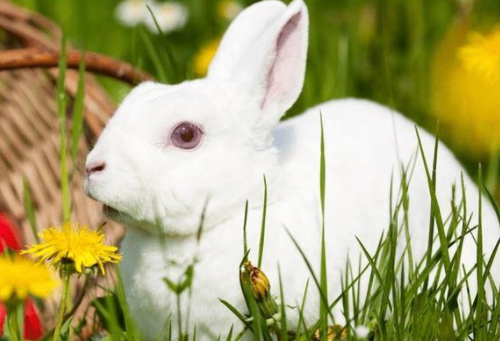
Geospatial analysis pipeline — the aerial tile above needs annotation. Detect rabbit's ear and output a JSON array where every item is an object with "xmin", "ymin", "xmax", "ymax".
[{"xmin": 208, "ymin": 0, "xmax": 308, "ymax": 120}]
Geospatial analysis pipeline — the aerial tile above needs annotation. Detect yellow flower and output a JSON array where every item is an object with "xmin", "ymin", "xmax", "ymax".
[
  {"xmin": 431, "ymin": 21, "xmax": 500, "ymax": 159},
  {"xmin": 21, "ymin": 222, "xmax": 122, "ymax": 275},
  {"xmin": 193, "ymin": 39, "xmax": 220, "ymax": 77},
  {"xmin": 459, "ymin": 27, "xmax": 500, "ymax": 84},
  {"xmin": 0, "ymin": 255, "xmax": 58, "ymax": 301}
]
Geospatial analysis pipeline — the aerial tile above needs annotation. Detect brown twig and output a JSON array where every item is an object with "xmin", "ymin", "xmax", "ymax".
[{"xmin": 0, "ymin": 48, "xmax": 153, "ymax": 85}]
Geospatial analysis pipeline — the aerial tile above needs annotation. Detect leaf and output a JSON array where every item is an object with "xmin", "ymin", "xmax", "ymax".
[
  {"xmin": 58, "ymin": 317, "xmax": 73, "ymax": 341},
  {"xmin": 163, "ymin": 277, "xmax": 181, "ymax": 295}
]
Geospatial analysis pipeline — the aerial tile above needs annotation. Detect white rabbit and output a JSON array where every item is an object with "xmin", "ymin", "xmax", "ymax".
[{"xmin": 84, "ymin": 0, "xmax": 500, "ymax": 339}]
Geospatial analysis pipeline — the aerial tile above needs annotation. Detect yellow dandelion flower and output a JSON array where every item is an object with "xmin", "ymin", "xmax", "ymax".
[
  {"xmin": 0, "ymin": 255, "xmax": 58, "ymax": 301},
  {"xmin": 431, "ymin": 21, "xmax": 500, "ymax": 158},
  {"xmin": 193, "ymin": 39, "xmax": 220, "ymax": 77},
  {"xmin": 21, "ymin": 222, "xmax": 122, "ymax": 275},
  {"xmin": 459, "ymin": 27, "xmax": 500, "ymax": 84}
]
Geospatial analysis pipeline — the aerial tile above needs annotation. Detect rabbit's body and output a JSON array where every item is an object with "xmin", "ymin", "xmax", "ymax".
[
  {"xmin": 120, "ymin": 98, "xmax": 498, "ymax": 340},
  {"xmin": 85, "ymin": 0, "xmax": 499, "ymax": 339}
]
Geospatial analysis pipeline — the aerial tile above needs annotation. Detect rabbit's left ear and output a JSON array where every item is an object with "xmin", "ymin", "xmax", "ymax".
[{"xmin": 208, "ymin": 0, "xmax": 308, "ymax": 121}]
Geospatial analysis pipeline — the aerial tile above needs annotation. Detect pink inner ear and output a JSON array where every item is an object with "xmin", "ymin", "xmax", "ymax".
[{"xmin": 261, "ymin": 11, "xmax": 304, "ymax": 111}]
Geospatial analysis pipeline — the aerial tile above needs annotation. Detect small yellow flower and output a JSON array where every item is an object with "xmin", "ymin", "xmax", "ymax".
[
  {"xmin": 0, "ymin": 255, "xmax": 58, "ymax": 301},
  {"xmin": 193, "ymin": 39, "xmax": 220, "ymax": 77},
  {"xmin": 21, "ymin": 222, "xmax": 121, "ymax": 275},
  {"xmin": 459, "ymin": 27, "xmax": 500, "ymax": 84}
]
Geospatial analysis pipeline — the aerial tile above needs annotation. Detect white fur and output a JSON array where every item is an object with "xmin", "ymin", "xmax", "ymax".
[{"xmin": 85, "ymin": 1, "xmax": 500, "ymax": 339}]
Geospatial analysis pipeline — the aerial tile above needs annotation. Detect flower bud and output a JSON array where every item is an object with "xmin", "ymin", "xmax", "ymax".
[
  {"xmin": 240, "ymin": 261, "xmax": 278, "ymax": 319},
  {"xmin": 242, "ymin": 261, "xmax": 270, "ymax": 301}
]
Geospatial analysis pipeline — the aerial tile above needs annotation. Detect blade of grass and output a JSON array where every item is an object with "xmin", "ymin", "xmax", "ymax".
[
  {"xmin": 278, "ymin": 265, "xmax": 288, "ymax": 341},
  {"xmin": 115, "ymin": 267, "xmax": 141, "ymax": 341},
  {"xmin": 139, "ymin": 27, "xmax": 168, "ymax": 83},
  {"xmin": 218, "ymin": 300, "xmax": 250, "ymax": 328},
  {"xmin": 224, "ymin": 325, "xmax": 234, "ymax": 341},
  {"xmin": 145, "ymin": 4, "xmax": 180, "ymax": 82},
  {"xmin": 257, "ymin": 176, "xmax": 267, "ymax": 268},
  {"xmin": 319, "ymin": 114, "xmax": 329, "ymax": 331},
  {"xmin": 70, "ymin": 50, "xmax": 86, "ymax": 165},
  {"xmin": 243, "ymin": 200, "xmax": 249, "ymax": 257},
  {"xmin": 482, "ymin": 184, "xmax": 500, "ymax": 225},
  {"xmin": 22, "ymin": 179, "xmax": 39, "ymax": 244},
  {"xmin": 423, "ymin": 126, "xmax": 439, "ymax": 290},
  {"xmin": 355, "ymin": 237, "xmax": 393, "ymax": 311},
  {"xmin": 57, "ymin": 33, "xmax": 71, "ymax": 222},
  {"xmin": 295, "ymin": 279, "xmax": 309, "ymax": 334},
  {"xmin": 285, "ymin": 228, "xmax": 335, "ymax": 323},
  {"xmin": 415, "ymin": 128, "xmax": 451, "ymax": 276},
  {"xmin": 475, "ymin": 164, "xmax": 485, "ymax": 340}
]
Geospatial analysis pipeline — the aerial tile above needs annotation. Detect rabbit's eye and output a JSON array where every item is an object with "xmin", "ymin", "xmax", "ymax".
[{"xmin": 171, "ymin": 122, "xmax": 203, "ymax": 149}]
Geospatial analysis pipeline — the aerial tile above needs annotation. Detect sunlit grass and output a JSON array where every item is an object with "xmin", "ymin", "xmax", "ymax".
[{"xmin": 4, "ymin": 0, "xmax": 500, "ymax": 340}]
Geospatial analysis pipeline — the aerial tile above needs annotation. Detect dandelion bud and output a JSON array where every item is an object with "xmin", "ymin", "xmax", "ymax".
[
  {"xmin": 240, "ymin": 261, "xmax": 278, "ymax": 319},
  {"xmin": 242, "ymin": 262, "xmax": 270, "ymax": 300}
]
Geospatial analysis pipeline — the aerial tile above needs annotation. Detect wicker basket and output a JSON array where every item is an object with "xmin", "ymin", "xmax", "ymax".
[
  {"xmin": 0, "ymin": 1, "xmax": 151, "ymax": 335},
  {"xmin": 0, "ymin": 0, "xmax": 150, "ymax": 245}
]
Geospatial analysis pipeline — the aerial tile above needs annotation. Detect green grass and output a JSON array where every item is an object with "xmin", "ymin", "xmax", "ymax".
[
  {"xmin": 5, "ymin": 0, "xmax": 500, "ymax": 340},
  {"xmin": 78, "ymin": 123, "xmax": 500, "ymax": 341}
]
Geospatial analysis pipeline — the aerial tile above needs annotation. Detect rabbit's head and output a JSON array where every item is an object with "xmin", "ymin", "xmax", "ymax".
[{"xmin": 84, "ymin": 0, "xmax": 309, "ymax": 236}]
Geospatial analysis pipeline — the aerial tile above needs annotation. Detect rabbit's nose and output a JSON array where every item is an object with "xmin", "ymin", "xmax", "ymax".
[{"xmin": 86, "ymin": 161, "xmax": 106, "ymax": 176}]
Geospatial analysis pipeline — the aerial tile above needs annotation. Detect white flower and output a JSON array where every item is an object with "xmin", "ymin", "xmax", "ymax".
[
  {"xmin": 145, "ymin": 2, "xmax": 189, "ymax": 34},
  {"xmin": 115, "ymin": 0, "xmax": 150, "ymax": 27},
  {"xmin": 217, "ymin": 1, "xmax": 243, "ymax": 20},
  {"xmin": 354, "ymin": 325, "xmax": 370, "ymax": 339}
]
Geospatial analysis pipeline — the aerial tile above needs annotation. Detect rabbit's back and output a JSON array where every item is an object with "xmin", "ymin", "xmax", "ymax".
[{"xmin": 275, "ymin": 98, "xmax": 499, "ymax": 276}]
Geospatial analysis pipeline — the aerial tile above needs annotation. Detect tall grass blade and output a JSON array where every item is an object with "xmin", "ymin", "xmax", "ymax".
[
  {"xmin": 70, "ymin": 50, "xmax": 86, "ymax": 165},
  {"xmin": 145, "ymin": 5, "xmax": 179, "ymax": 82},
  {"xmin": 278, "ymin": 265, "xmax": 288, "ymax": 341},
  {"xmin": 115, "ymin": 267, "xmax": 141, "ymax": 341},
  {"xmin": 285, "ymin": 229, "xmax": 335, "ymax": 323},
  {"xmin": 139, "ymin": 27, "xmax": 168, "ymax": 83},
  {"xmin": 475, "ymin": 164, "xmax": 485, "ymax": 340},
  {"xmin": 243, "ymin": 200, "xmax": 249, "ymax": 257},
  {"xmin": 57, "ymin": 33, "xmax": 71, "ymax": 222},
  {"xmin": 415, "ymin": 128, "xmax": 451, "ymax": 276},
  {"xmin": 257, "ymin": 176, "xmax": 267, "ymax": 268},
  {"xmin": 22, "ymin": 179, "xmax": 39, "ymax": 243},
  {"xmin": 319, "ymin": 114, "xmax": 329, "ymax": 332},
  {"xmin": 424, "ymin": 126, "xmax": 439, "ymax": 290}
]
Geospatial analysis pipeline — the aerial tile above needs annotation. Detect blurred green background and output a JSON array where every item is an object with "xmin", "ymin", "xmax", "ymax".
[{"xmin": 10, "ymin": 0, "xmax": 500, "ymax": 182}]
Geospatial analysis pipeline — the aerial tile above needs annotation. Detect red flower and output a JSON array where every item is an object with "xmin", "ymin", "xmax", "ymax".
[
  {"xmin": 0, "ymin": 213, "xmax": 44, "ymax": 340},
  {"xmin": 0, "ymin": 213, "xmax": 20, "ymax": 252},
  {"xmin": 0, "ymin": 299, "xmax": 43, "ymax": 340}
]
